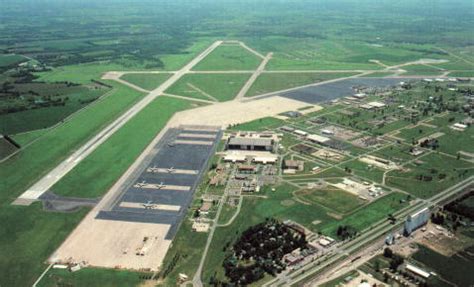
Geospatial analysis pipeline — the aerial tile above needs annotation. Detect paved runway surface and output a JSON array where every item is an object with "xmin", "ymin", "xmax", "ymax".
[
  {"xmin": 280, "ymin": 77, "xmax": 411, "ymax": 104},
  {"xmin": 97, "ymin": 126, "xmax": 221, "ymax": 239}
]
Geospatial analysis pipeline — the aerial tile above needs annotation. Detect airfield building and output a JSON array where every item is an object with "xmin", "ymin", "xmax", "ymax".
[
  {"xmin": 404, "ymin": 207, "xmax": 430, "ymax": 236},
  {"xmin": 226, "ymin": 137, "xmax": 274, "ymax": 152}
]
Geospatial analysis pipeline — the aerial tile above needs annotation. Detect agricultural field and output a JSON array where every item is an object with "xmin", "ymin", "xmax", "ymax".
[
  {"xmin": 120, "ymin": 73, "xmax": 172, "ymax": 91},
  {"xmin": 165, "ymin": 73, "xmax": 250, "ymax": 102}
]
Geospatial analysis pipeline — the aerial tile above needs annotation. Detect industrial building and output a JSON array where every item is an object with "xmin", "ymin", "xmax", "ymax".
[
  {"xmin": 404, "ymin": 207, "xmax": 430, "ymax": 236},
  {"xmin": 226, "ymin": 137, "xmax": 274, "ymax": 152}
]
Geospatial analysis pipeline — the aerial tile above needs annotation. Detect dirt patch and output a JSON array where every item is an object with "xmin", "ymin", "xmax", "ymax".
[
  {"xmin": 327, "ymin": 212, "xmax": 343, "ymax": 220},
  {"xmin": 281, "ymin": 199, "xmax": 295, "ymax": 206}
]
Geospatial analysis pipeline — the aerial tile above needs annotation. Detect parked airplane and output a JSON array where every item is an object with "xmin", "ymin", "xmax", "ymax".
[
  {"xmin": 167, "ymin": 167, "xmax": 176, "ymax": 173},
  {"xmin": 134, "ymin": 180, "xmax": 147, "ymax": 188},
  {"xmin": 142, "ymin": 201, "xmax": 156, "ymax": 209}
]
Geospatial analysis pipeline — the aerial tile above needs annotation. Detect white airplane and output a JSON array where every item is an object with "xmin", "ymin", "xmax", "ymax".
[
  {"xmin": 156, "ymin": 182, "xmax": 166, "ymax": 189},
  {"xmin": 142, "ymin": 201, "xmax": 156, "ymax": 209},
  {"xmin": 167, "ymin": 167, "xmax": 176, "ymax": 173},
  {"xmin": 134, "ymin": 180, "xmax": 147, "ymax": 188}
]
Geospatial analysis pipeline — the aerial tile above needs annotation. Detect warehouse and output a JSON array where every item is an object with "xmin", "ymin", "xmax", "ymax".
[{"xmin": 226, "ymin": 137, "xmax": 274, "ymax": 152}]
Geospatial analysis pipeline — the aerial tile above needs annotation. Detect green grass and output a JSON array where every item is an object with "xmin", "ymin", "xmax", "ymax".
[
  {"xmin": 34, "ymin": 62, "xmax": 144, "ymax": 84},
  {"xmin": 0, "ymin": 82, "xmax": 144, "ymax": 202},
  {"xmin": 448, "ymin": 70, "xmax": 474, "ymax": 77},
  {"xmin": 386, "ymin": 153, "xmax": 474, "ymax": 198},
  {"xmin": 11, "ymin": 129, "xmax": 49, "ymax": 146},
  {"xmin": 245, "ymin": 72, "xmax": 357, "ymax": 97},
  {"xmin": 397, "ymin": 125, "xmax": 438, "ymax": 142},
  {"xmin": 401, "ymin": 64, "xmax": 444, "ymax": 76},
  {"xmin": 165, "ymin": 73, "xmax": 250, "ymax": 102},
  {"xmin": 193, "ymin": 45, "xmax": 262, "ymax": 71},
  {"xmin": 319, "ymin": 192, "xmax": 407, "ymax": 237},
  {"xmin": 202, "ymin": 183, "xmax": 336, "ymax": 284},
  {"xmin": 294, "ymin": 187, "xmax": 365, "ymax": 214},
  {"xmin": 343, "ymin": 159, "xmax": 385, "ymax": 183},
  {"xmin": 38, "ymin": 268, "xmax": 146, "ymax": 287},
  {"xmin": 159, "ymin": 217, "xmax": 209, "ymax": 286},
  {"xmin": 120, "ymin": 73, "xmax": 172, "ymax": 91},
  {"xmin": 0, "ymin": 203, "xmax": 88, "ymax": 286},
  {"xmin": 0, "ymin": 84, "xmax": 110, "ymax": 134},
  {"xmin": 0, "ymin": 54, "xmax": 26, "ymax": 67},
  {"xmin": 51, "ymin": 96, "xmax": 193, "ymax": 198},
  {"xmin": 229, "ymin": 117, "xmax": 284, "ymax": 131}
]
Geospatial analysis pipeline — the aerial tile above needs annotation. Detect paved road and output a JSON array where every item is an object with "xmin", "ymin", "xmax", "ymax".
[{"xmin": 15, "ymin": 41, "xmax": 223, "ymax": 204}]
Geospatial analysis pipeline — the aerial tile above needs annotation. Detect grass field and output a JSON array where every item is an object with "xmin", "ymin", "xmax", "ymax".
[
  {"xmin": 193, "ymin": 45, "xmax": 262, "ymax": 71},
  {"xmin": 0, "ymin": 84, "xmax": 110, "ymax": 134},
  {"xmin": 401, "ymin": 64, "xmax": 444, "ymax": 76},
  {"xmin": 11, "ymin": 129, "xmax": 49, "ymax": 146},
  {"xmin": 319, "ymin": 192, "xmax": 407, "ymax": 237},
  {"xmin": 165, "ymin": 73, "xmax": 250, "ymax": 102},
  {"xmin": 51, "ymin": 96, "xmax": 193, "ymax": 198},
  {"xmin": 294, "ymin": 187, "xmax": 365, "ymax": 214},
  {"xmin": 0, "ymin": 54, "xmax": 26, "ymax": 67},
  {"xmin": 0, "ymin": 203, "xmax": 88, "ymax": 286},
  {"xmin": 228, "ymin": 117, "xmax": 285, "ymax": 131},
  {"xmin": 386, "ymin": 153, "xmax": 474, "ymax": 198},
  {"xmin": 0, "ymin": 83, "xmax": 145, "ymax": 200},
  {"xmin": 34, "ymin": 62, "xmax": 146, "ymax": 84},
  {"xmin": 120, "ymin": 73, "xmax": 172, "ymax": 91},
  {"xmin": 245, "ymin": 72, "xmax": 357, "ymax": 97},
  {"xmin": 38, "ymin": 268, "xmax": 146, "ymax": 287}
]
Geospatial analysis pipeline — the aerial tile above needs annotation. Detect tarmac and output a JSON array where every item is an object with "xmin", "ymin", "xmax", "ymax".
[{"xmin": 96, "ymin": 126, "xmax": 222, "ymax": 239}]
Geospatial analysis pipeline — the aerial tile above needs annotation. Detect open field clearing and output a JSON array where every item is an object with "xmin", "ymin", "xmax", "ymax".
[
  {"xmin": 51, "ymin": 97, "xmax": 194, "ymax": 198},
  {"xmin": 319, "ymin": 192, "xmax": 408, "ymax": 237},
  {"xmin": 294, "ymin": 187, "xmax": 365, "ymax": 214},
  {"xmin": 0, "ymin": 54, "xmax": 26, "ymax": 67},
  {"xmin": 120, "ymin": 73, "xmax": 172, "ymax": 91},
  {"xmin": 0, "ymin": 83, "xmax": 144, "ymax": 201},
  {"xmin": 0, "ymin": 203, "xmax": 88, "ymax": 286},
  {"xmin": 400, "ymin": 64, "xmax": 445, "ymax": 76},
  {"xmin": 386, "ymin": 153, "xmax": 474, "ymax": 198},
  {"xmin": 1, "ymin": 83, "xmax": 110, "ymax": 134},
  {"xmin": 11, "ymin": 129, "xmax": 49, "ymax": 146},
  {"xmin": 192, "ymin": 45, "xmax": 262, "ymax": 71},
  {"xmin": 245, "ymin": 72, "xmax": 358, "ymax": 97},
  {"xmin": 37, "ymin": 268, "xmax": 146, "ymax": 287},
  {"xmin": 228, "ymin": 117, "xmax": 285, "ymax": 131},
  {"xmin": 165, "ymin": 73, "xmax": 250, "ymax": 102}
]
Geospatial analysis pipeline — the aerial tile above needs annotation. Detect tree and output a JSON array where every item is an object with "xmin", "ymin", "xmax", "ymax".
[{"xmin": 383, "ymin": 247, "xmax": 393, "ymax": 258}]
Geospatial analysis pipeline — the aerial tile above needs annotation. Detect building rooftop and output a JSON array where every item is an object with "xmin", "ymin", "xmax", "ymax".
[{"xmin": 228, "ymin": 137, "xmax": 273, "ymax": 147}]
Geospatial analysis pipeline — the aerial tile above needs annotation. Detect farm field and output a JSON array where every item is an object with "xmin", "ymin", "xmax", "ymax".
[
  {"xmin": 165, "ymin": 73, "xmax": 250, "ymax": 102},
  {"xmin": 120, "ymin": 73, "xmax": 172, "ymax": 91},
  {"xmin": 245, "ymin": 72, "xmax": 358, "ymax": 97},
  {"xmin": 51, "ymin": 96, "xmax": 194, "ymax": 198}
]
